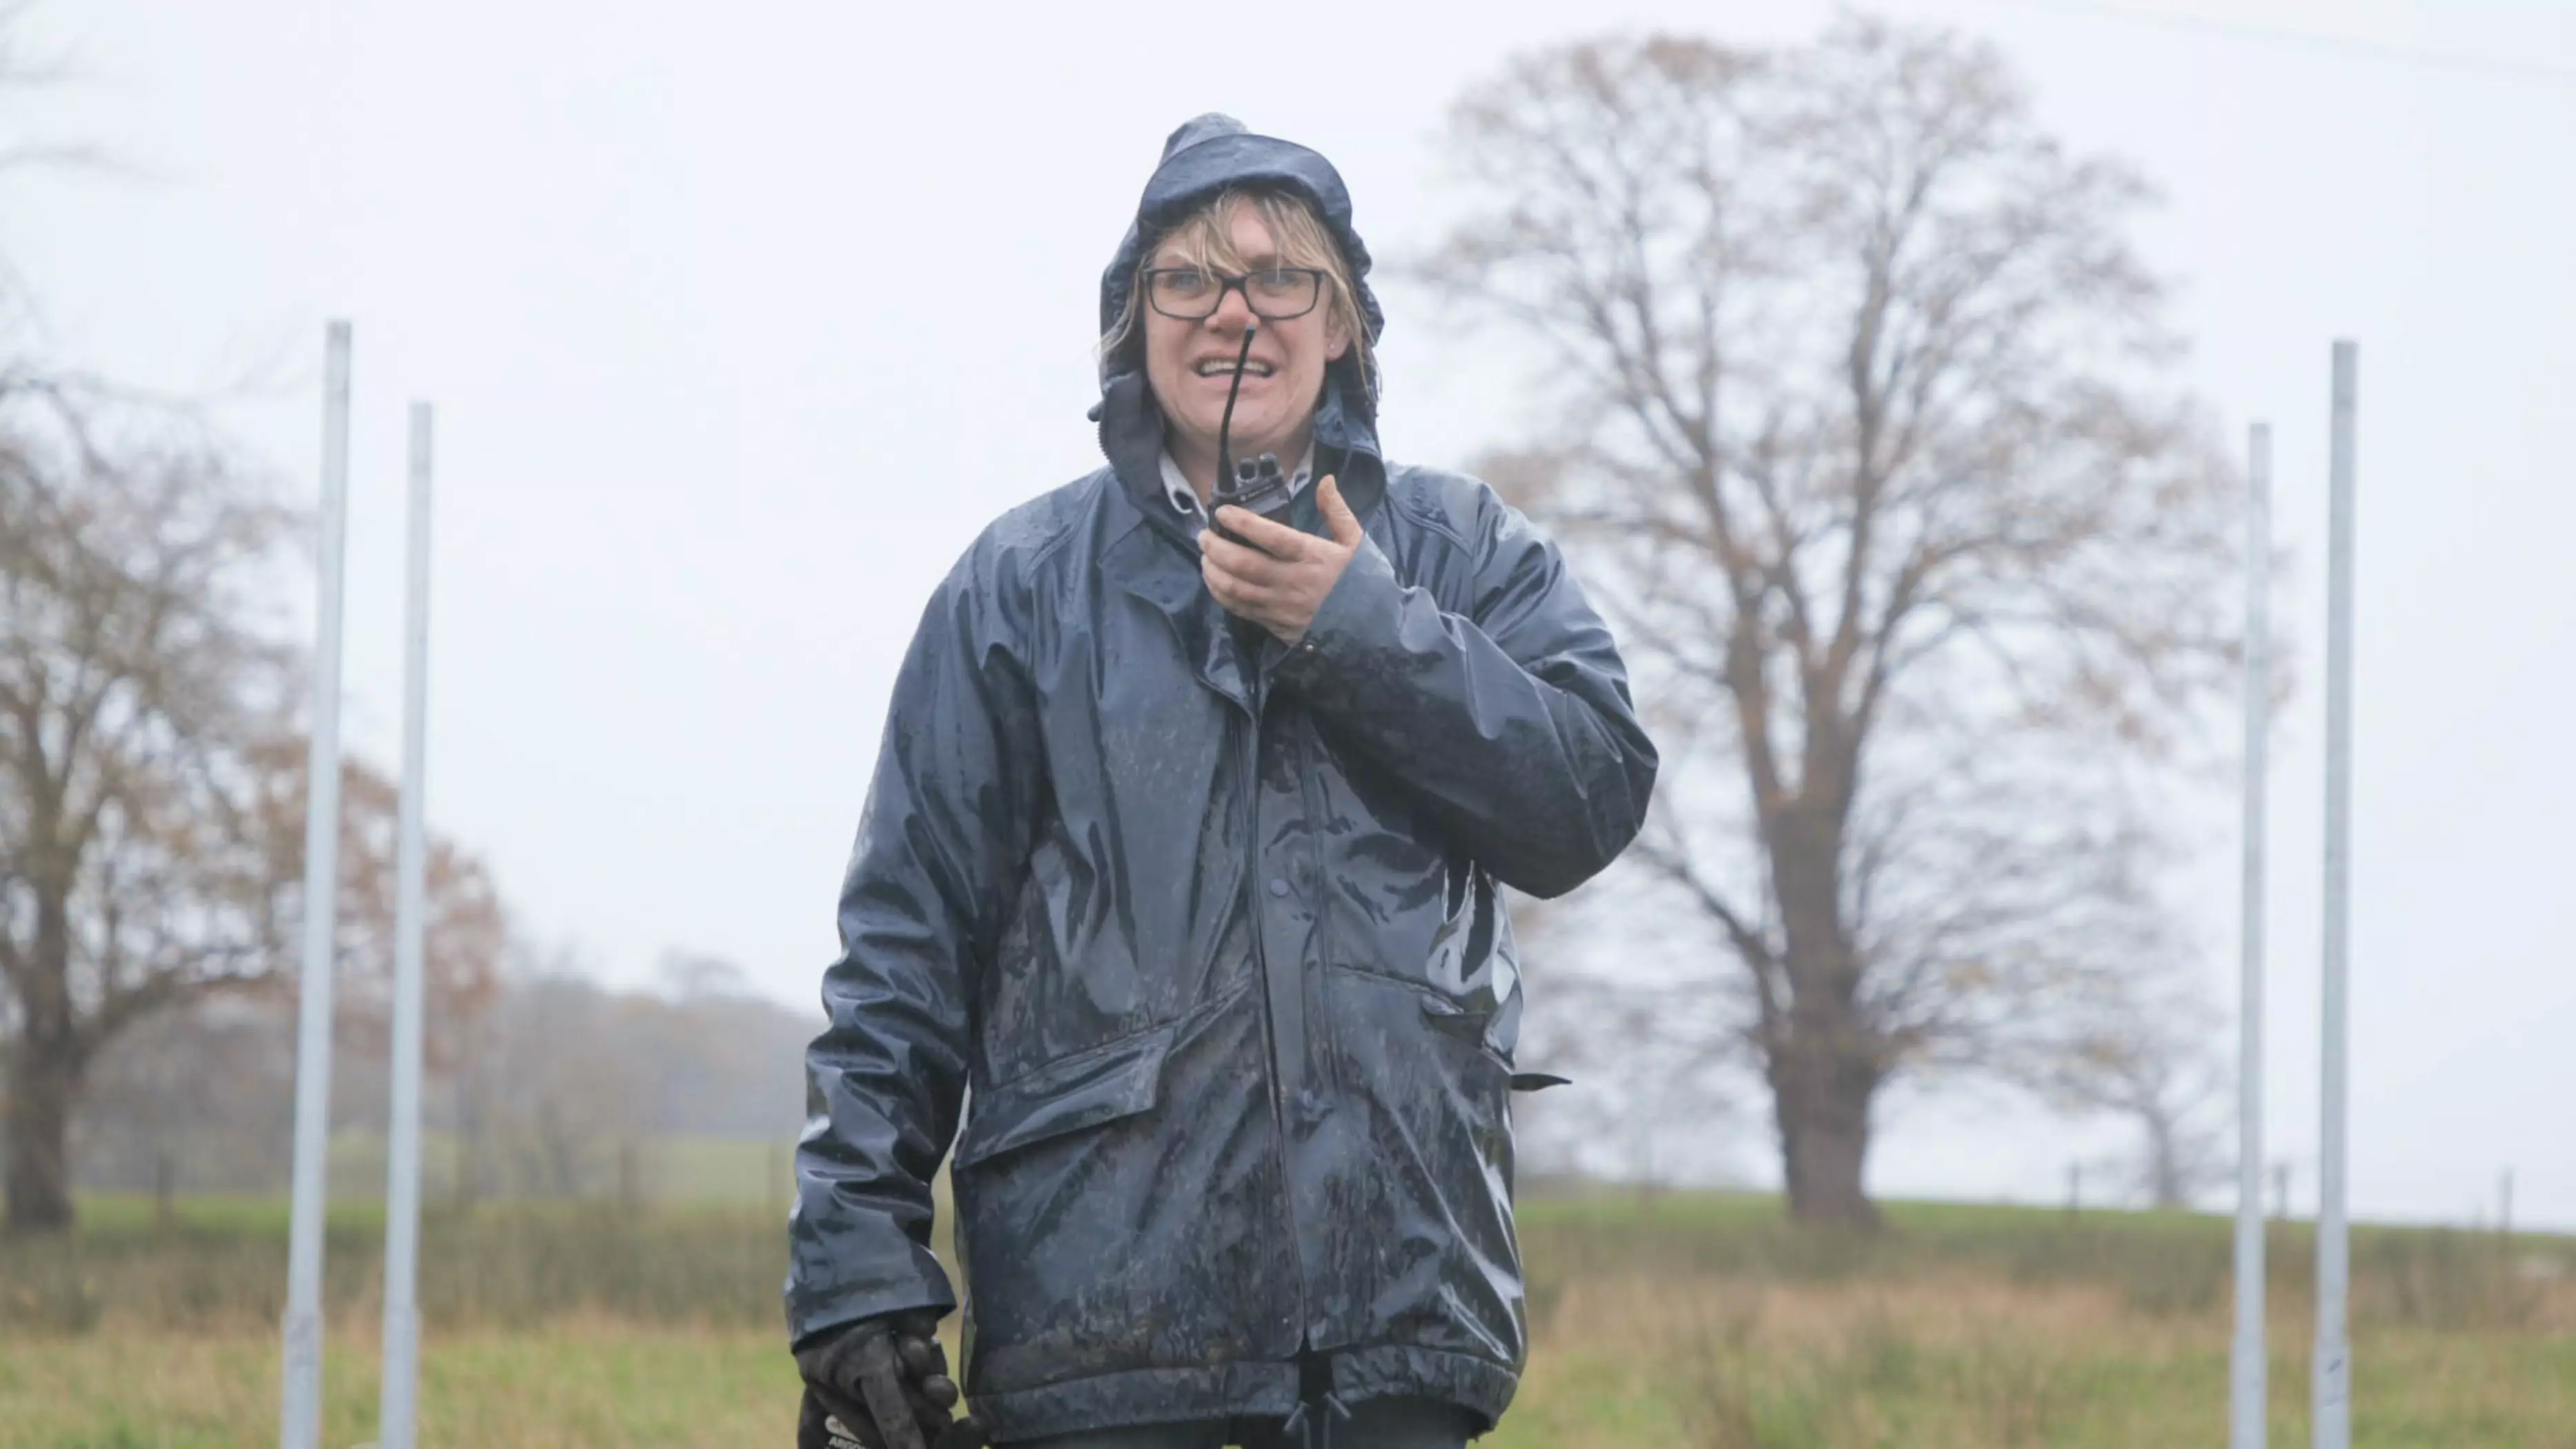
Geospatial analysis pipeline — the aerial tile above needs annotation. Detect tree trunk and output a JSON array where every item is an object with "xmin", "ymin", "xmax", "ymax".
[
  {"xmin": 2143, "ymin": 1109, "xmax": 2184, "ymax": 1210},
  {"xmin": 1766, "ymin": 802, "xmax": 1883, "ymax": 1229},
  {"xmin": 4, "ymin": 1040, "xmax": 81, "ymax": 1235},
  {"xmin": 1769, "ymin": 1029, "xmax": 1881, "ymax": 1228}
]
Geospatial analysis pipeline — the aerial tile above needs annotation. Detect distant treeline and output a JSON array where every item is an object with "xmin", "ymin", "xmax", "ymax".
[{"xmin": 72, "ymin": 967, "xmax": 818, "ymax": 1201}]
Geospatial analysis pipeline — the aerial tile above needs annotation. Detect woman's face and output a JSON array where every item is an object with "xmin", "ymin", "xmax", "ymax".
[{"xmin": 1143, "ymin": 199, "xmax": 1351, "ymax": 476}]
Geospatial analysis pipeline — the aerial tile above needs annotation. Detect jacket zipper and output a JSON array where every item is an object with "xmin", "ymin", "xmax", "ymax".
[
  {"xmin": 1290, "ymin": 722, "xmax": 1337, "ymax": 1096},
  {"xmin": 1241, "ymin": 657, "xmax": 1313, "ymax": 1354}
]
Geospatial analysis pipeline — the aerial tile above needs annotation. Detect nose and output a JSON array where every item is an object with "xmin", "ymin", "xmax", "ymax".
[{"xmin": 1207, "ymin": 282, "xmax": 1258, "ymax": 333}]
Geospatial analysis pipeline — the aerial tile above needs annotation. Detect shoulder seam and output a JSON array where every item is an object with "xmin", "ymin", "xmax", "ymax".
[
  {"xmin": 1384, "ymin": 465, "xmax": 1479, "ymax": 558},
  {"xmin": 974, "ymin": 470, "xmax": 1102, "ymax": 583},
  {"xmin": 1025, "ymin": 492, "xmax": 1090, "ymax": 572}
]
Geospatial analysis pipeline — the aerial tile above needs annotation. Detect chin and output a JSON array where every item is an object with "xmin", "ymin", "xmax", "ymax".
[{"xmin": 1222, "ymin": 410, "xmax": 1281, "ymax": 446}]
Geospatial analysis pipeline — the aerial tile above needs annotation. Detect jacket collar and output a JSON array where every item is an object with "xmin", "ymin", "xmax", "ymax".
[
  {"xmin": 1092, "ymin": 370, "xmax": 1386, "ymax": 550},
  {"xmin": 1092, "ymin": 371, "xmax": 1388, "ymax": 714}
]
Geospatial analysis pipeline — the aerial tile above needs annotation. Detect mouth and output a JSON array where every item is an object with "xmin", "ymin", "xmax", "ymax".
[{"xmin": 1194, "ymin": 358, "xmax": 1277, "ymax": 379}]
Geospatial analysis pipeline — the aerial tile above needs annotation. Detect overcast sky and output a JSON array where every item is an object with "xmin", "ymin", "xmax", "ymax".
[{"xmin": 10, "ymin": 0, "xmax": 2572, "ymax": 1227}]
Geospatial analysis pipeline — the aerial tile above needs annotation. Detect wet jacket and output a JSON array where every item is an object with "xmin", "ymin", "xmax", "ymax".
[{"xmin": 788, "ymin": 116, "xmax": 1658, "ymax": 1443}]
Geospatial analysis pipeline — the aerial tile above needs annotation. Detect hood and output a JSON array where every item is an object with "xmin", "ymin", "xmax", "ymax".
[{"xmin": 1092, "ymin": 114, "xmax": 1386, "ymax": 474}]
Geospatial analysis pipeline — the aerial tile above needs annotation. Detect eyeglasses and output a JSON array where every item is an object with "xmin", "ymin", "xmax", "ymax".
[{"xmin": 1142, "ymin": 266, "xmax": 1328, "ymax": 322}]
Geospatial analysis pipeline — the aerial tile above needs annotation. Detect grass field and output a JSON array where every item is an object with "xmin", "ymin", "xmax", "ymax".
[
  {"xmin": 5, "ymin": 1190, "xmax": 2570, "ymax": 1447},
  {"xmin": 310, "ymin": 1131, "xmax": 796, "ymax": 1207}
]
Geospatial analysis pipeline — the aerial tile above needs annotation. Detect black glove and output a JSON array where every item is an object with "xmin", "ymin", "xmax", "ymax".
[{"xmin": 793, "ymin": 1310, "xmax": 985, "ymax": 1449}]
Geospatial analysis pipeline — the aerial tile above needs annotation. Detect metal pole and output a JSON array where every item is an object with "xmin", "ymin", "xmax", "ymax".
[
  {"xmin": 380, "ymin": 402, "xmax": 435, "ymax": 1449},
  {"xmin": 2314, "ymin": 340, "xmax": 2359, "ymax": 1449},
  {"xmin": 2232, "ymin": 422, "xmax": 2272, "ymax": 1449},
  {"xmin": 281, "ymin": 319, "xmax": 353, "ymax": 1449}
]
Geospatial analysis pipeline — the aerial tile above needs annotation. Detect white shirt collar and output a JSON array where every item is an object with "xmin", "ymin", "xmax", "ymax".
[{"xmin": 1159, "ymin": 444, "xmax": 1317, "ymax": 522}]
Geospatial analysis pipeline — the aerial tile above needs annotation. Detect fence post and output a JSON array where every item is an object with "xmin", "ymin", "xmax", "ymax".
[
  {"xmin": 2314, "ymin": 339, "xmax": 2360, "ymax": 1449},
  {"xmin": 279, "ymin": 319, "xmax": 353, "ymax": 1449},
  {"xmin": 2233, "ymin": 420, "xmax": 2274, "ymax": 1449},
  {"xmin": 378, "ymin": 401, "xmax": 436, "ymax": 1449}
]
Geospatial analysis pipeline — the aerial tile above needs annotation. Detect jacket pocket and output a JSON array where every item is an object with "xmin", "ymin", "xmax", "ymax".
[
  {"xmin": 952, "ymin": 1023, "xmax": 1175, "ymax": 1172},
  {"xmin": 1416, "ymin": 994, "xmax": 1567, "ymax": 1092}
]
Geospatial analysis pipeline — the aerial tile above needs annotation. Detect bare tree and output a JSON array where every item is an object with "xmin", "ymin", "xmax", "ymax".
[
  {"xmin": 1421, "ymin": 21, "xmax": 2238, "ymax": 1225},
  {"xmin": 1508, "ymin": 889, "xmax": 1744, "ymax": 1191},
  {"xmin": 306, "ymin": 747, "xmax": 506, "ymax": 1075},
  {"xmin": 0, "ymin": 375, "xmax": 510, "ymax": 1232},
  {"xmin": 458, "ymin": 969, "xmax": 650, "ymax": 1199},
  {"xmin": 1519, "ymin": 975, "xmax": 1742, "ymax": 1194},
  {"xmin": 0, "ymin": 10, "xmax": 502, "ymax": 1229},
  {"xmin": 0, "ymin": 6, "xmax": 117, "ymax": 179},
  {"xmin": 449, "ymin": 949, "xmax": 814, "ymax": 1202},
  {"xmin": 2037, "ymin": 980, "xmax": 2232, "ymax": 1210},
  {"xmin": 0, "ymin": 382, "xmax": 297, "ymax": 1232},
  {"xmin": 72, "ymin": 992, "xmax": 294, "ymax": 1198}
]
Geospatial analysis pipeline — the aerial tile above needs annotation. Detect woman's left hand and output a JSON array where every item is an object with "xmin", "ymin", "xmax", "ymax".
[{"xmin": 1199, "ymin": 475, "xmax": 1365, "ymax": 645}]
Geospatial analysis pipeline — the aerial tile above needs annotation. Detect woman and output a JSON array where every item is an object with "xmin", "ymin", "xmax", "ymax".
[{"xmin": 789, "ymin": 114, "xmax": 1657, "ymax": 1449}]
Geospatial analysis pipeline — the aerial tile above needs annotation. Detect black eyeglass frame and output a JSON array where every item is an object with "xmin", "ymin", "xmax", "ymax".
[{"xmin": 1140, "ymin": 266, "xmax": 1330, "ymax": 322}]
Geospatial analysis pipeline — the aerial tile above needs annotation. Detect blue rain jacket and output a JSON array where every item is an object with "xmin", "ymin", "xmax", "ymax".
[{"xmin": 789, "ymin": 115, "xmax": 1657, "ymax": 1443}]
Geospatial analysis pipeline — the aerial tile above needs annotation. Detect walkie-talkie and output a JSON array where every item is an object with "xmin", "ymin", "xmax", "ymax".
[{"xmin": 1208, "ymin": 324, "xmax": 1297, "ymax": 549}]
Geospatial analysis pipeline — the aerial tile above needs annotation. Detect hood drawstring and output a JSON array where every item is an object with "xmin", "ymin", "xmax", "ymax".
[
  {"xmin": 1278, "ymin": 1391, "xmax": 1353, "ymax": 1449},
  {"xmin": 1319, "ymin": 1392, "xmax": 1353, "ymax": 1449}
]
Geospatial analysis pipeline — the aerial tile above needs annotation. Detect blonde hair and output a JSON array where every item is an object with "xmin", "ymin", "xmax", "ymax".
[{"xmin": 1100, "ymin": 187, "xmax": 1373, "ymax": 397}]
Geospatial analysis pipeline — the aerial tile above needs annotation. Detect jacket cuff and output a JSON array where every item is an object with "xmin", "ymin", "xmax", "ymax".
[
  {"xmin": 1279, "ymin": 533, "xmax": 1401, "ymax": 683},
  {"xmin": 787, "ymin": 1261, "xmax": 957, "ymax": 1348}
]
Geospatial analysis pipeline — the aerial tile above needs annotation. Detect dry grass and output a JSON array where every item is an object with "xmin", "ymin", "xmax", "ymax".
[
  {"xmin": 1544, "ymin": 1270, "xmax": 2150, "ymax": 1354},
  {"xmin": 0, "ymin": 1197, "xmax": 794, "ymax": 1335},
  {"xmin": 0, "ymin": 1322, "xmax": 802, "ymax": 1448},
  {"xmin": 6, "ymin": 1190, "xmax": 2573, "ymax": 1446},
  {"xmin": 1492, "ymin": 1201, "xmax": 2576, "ymax": 1449},
  {"xmin": 1502, "ymin": 1271, "xmax": 2576, "ymax": 1449}
]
